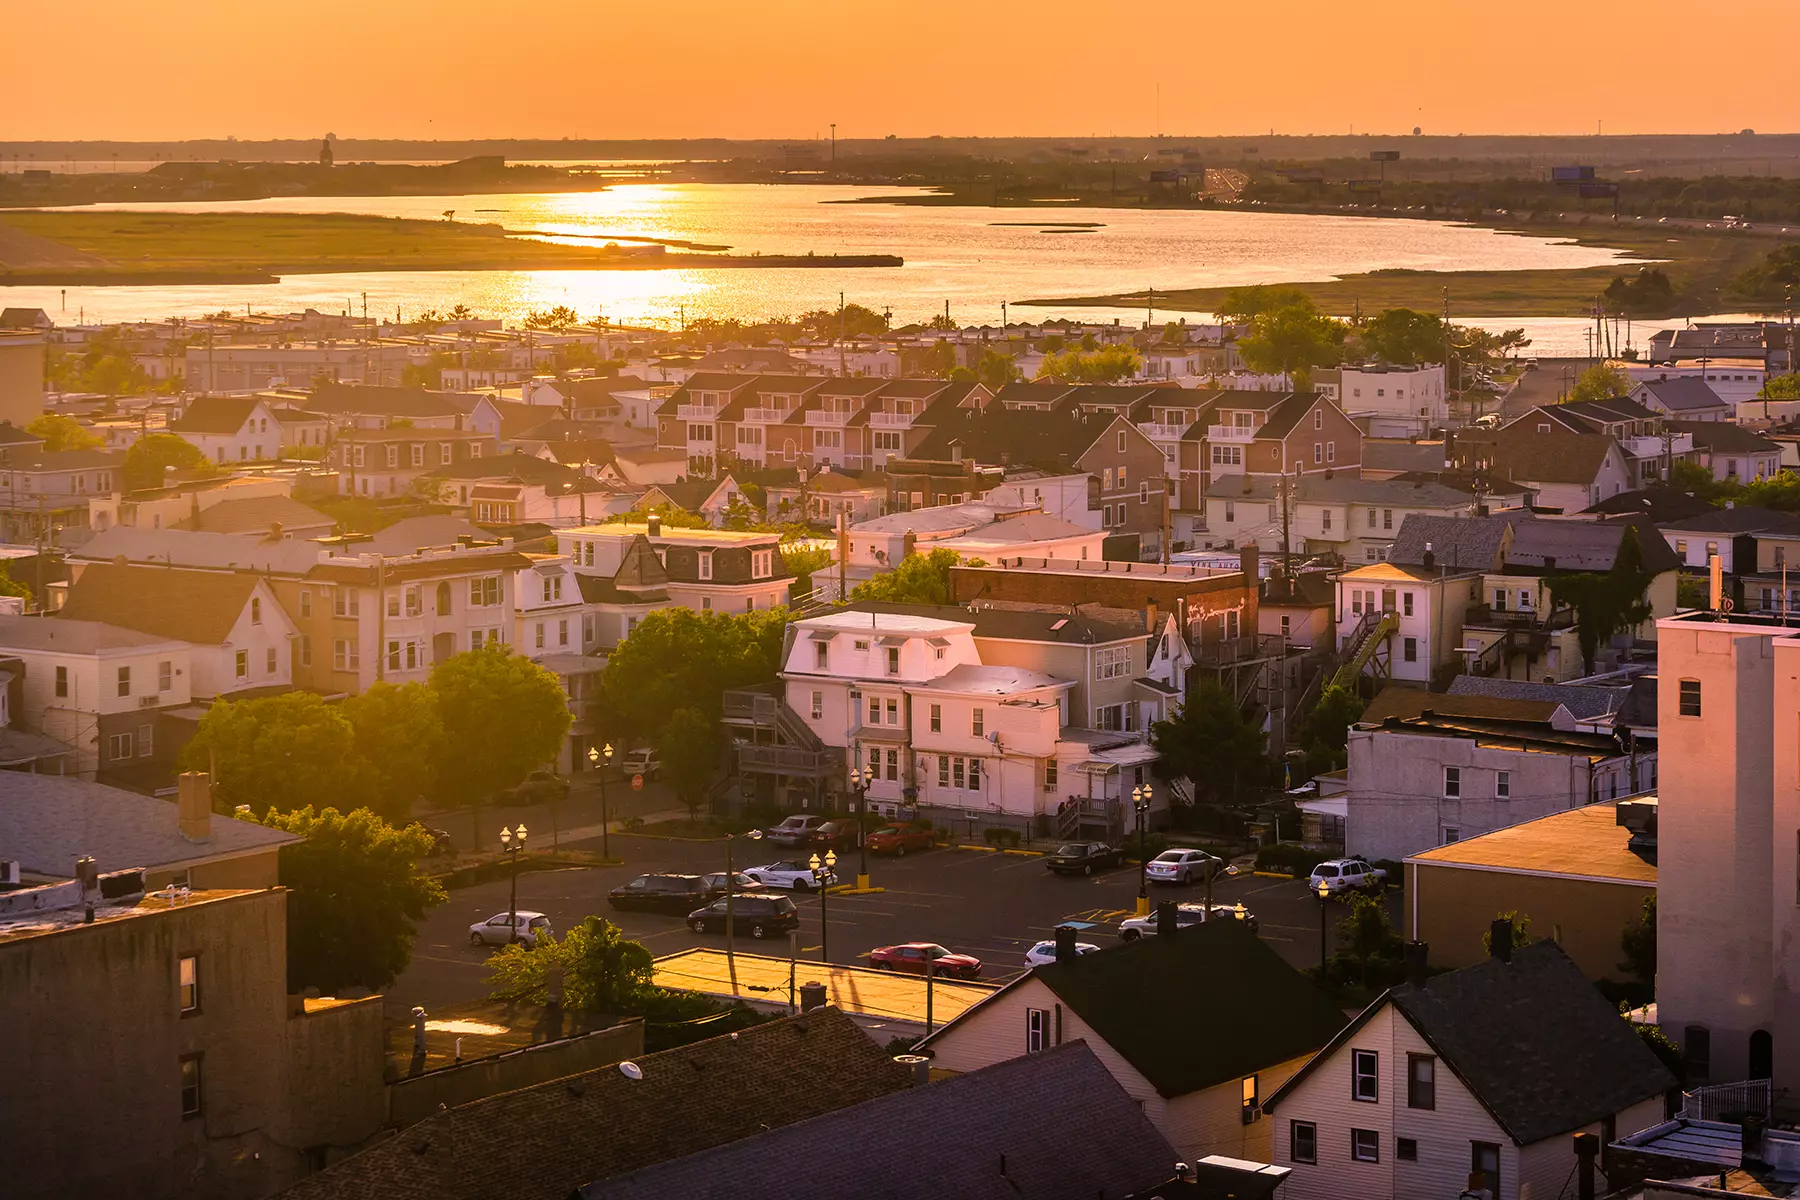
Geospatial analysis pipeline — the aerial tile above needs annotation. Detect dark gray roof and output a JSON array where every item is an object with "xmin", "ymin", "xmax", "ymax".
[
  {"xmin": 575, "ymin": 1042, "xmax": 1178, "ymax": 1200},
  {"xmin": 1446, "ymin": 676, "xmax": 1630, "ymax": 721},
  {"xmin": 306, "ymin": 382, "xmax": 475, "ymax": 418},
  {"xmin": 1362, "ymin": 439, "xmax": 1448, "ymax": 474},
  {"xmin": 1267, "ymin": 942, "xmax": 1675, "ymax": 1146},
  {"xmin": 1509, "ymin": 516, "xmax": 1682, "ymax": 574},
  {"xmin": 1589, "ymin": 487, "xmax": 1718, "ymax": 523},
  {"xmin": 1615, "ymin": 675, "xmax": 1658, "ymax": 731},
  {"xmin": 1637, "ymin": 376, "xmax": 1730, "ymax": 412},
  {"xmin": 1392, "ymin": 942, "xmax": 1676, "ymax": 1144},
  {"xmin": 1667, "ymin": 419, "xmax": 1781, "ymax": 455},
  {"xmin": 1660, "ymin": 505, "xmax": 1800, "ymax": 536},
  {"xmin": 1386, "ymin": 514, "xmax": 1510, "ymax": 570}
]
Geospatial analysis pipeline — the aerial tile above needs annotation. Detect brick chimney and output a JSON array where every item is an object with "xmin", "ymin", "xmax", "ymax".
[
  {"xmin": 1239, "ymin": 542, "xmax": 1259, "ymax": 584},
  {"xmin": 178, "ymin": 772, "xmax": 213, "ymax": 843}
]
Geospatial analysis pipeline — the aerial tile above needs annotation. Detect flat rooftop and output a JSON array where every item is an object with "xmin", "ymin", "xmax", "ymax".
[
  {"xmin": 652, "ymin": 948, "xmax": 995, "ymax": 1029},
  {"xmin": 1408, "ymin": 800, "xmax": 1656, "ymax": 885},
  {"xmin": 0, "ymin": 887, "xmax": 256, "ymax": 944},
  {"xmin": 565, "ymin": 523, "xmax": 778, "ymax": 545},
  {"xmin": 385, "ymin": 998, "xmax": 632, "ymax": 1073}
]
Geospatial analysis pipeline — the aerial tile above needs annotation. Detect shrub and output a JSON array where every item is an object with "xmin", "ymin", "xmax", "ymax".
[
  {"xmin": 982, "ymin": 826, "xmax": 1022, "ymax": 849},
  {"xmin": 1254, "ymin": 843, "xmax": 1324, "ymax": 876}
]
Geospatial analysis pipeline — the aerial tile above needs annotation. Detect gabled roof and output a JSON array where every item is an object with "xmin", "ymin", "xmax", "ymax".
[
  {"xmin": 610, "ymin": 534, "xmax": 671, "ymax": 591},
  {"xmin": 1508, "ymin": 397, "xmax": 1656, "ymax": 434},
  {"xmin": 1268, "ymin": 943, "xmax": 1674, "ymax": 1146},
  {"xmin": 575, "ymin": 1042, "xmax": 1178, "ymax": 1200},
  {"xmin": 174, "ymin": 495, "xmax": 336, "ymax": 535},
  {"xmin": 1636, "ymin": 376, "xmax": 1730, "ymax": 412},
  {"xmin": 939, "ymin": 920, "xmax": 1345, "ymax": 1099},
  {"xmin": 910, "ymin": 405, "xmax": 1123, "ymax": 471},
  {"xmin": 1509, "ymin": 515, "xmax": 1681, "ymax": 574},
  {"xmin": 428, "ymin": 451, "xmax": 584, "ymax": 486},
  {"xmin": 58, "ymin": 562, "xmax": 270, "ymax": 644},
  {"xmin": 0, "ymin": 447, "xmax": 123, "ymax": 472},
  {"xmin": 305, "ymin": 382, "xmax": 473, "ymax": 419},
  {"xmin": 1659, "ymin": 505, "xmax": 1800, "ymax": 536},
  {"xmin": 1588, "ymin": 487, "xmax": 1718, "ymax": 523},
  {"xmin": 1456, "ymin": 426, "xmax": 1620, "ymax": 486},
  {"xmin": 1668, "ymin": 418, "xmax": 1783, "ymax": 455},
  {"xmin": 1249, "ymin": 391, "xmax": 1327, "ymax": 440},
  {"xmin": 557, "ymin": 375, "xmax": 649, "ymax": 405},
  {"xmin": 0, "ymin": 422, "xmax": 43, "ymax": 450},
  {"xmin": 277, "ymin": 1007, "xmax": 912, "ymax": 1200},
  {"xmin": 1386, "ymin": 514, "xmax": 1511, "ymax": 570},
  {"xmin": 170, "ymin": 395, "xmax": 262, "ymax": 434},
  {"xmin": 357, "ymin": 516, "xmax": 491, "ymax": 556},
  {"xmin": 1446, "ymin": 675, "xmax": 1631, "ymax": 721},
  {"xmin": 0, "ymin": 774, "xmax": 297, "ymax": 876},
  {"xmin": 1361, "ymin": 439, "xmax": 1448, "ymax": 474},
  {"xmin": 0, "ymin": 614, "xmax": 180, "ymax": 654}
]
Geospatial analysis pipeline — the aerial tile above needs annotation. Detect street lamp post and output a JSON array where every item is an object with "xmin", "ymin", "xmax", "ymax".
[
  {"xmin": 724, "ymin": 829, "xmax": 764, "ymax": 992},
  {"xmin": 1203, "ymin": 856, "xmax": 1240, "ymax": 921},
  {"xmin": 586, "ymin": 742, "xmax": 614, "ymax": 860},
  {"xmin": 1131, "ymin": 784, "xmax": 1152, "ymax": 918},
  {"xmin": 808, "ymin": 850, "xmax": 838, "ymax": 962},
  {"xmin": 847, "ymin": 765, "xmax": 871, "ymax": 889},
  {"xmin": 499, "ymin": 823, "xmax": 529, "ymax": 944},
  {"xmin": 1316, "ymin": 880, "xmax": 1332, "ymax": 970}
]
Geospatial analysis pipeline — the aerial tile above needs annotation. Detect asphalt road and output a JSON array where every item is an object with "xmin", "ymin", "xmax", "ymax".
[{"xmin": 390, "ymin": 835, "xmax": 1388, "ymax": 1017}]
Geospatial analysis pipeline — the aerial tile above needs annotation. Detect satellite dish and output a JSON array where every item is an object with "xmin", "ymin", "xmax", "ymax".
[{"xmin": 619, "ymin": 1061, "xmax": 643, "ymax": 1080}]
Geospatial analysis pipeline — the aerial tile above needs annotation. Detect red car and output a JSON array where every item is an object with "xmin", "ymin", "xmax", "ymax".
[
  {"xmin": 868, "ymin": 942, "xmax": 981, "ymax": 979},
  {"xmin": 865, "ymin": 824, "xmax": 934, "ymax": 856}
]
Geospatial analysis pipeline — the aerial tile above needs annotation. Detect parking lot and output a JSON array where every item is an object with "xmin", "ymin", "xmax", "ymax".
[{"xmin": 389, "ymin": 834, "xmax": 1391, "ymax": 1016}]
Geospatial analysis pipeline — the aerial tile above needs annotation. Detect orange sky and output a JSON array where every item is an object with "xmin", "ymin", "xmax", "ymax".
[{"xmin": 10, "ymin": 0, "xmax": 1800, "ymax": 141}]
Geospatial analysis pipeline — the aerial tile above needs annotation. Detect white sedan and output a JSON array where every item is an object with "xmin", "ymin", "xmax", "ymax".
[
  {"xmin": 1144, "ymin": 848, "xmax": 1227, "ymax": 885},
  {"xmin": 742, "ymin": 859, "xmax": 839, "ymax": 891},
  {"xmin": 1023, "ymin": 939, "xmax": 1100, "ymax": 968},
  {"xmin": 1119, "ymin": 903, "xmax": 1256, "ymax": 940},
  {"xmin": 469, "ymin": 911, "xmax": 552, "ymax": 948}
]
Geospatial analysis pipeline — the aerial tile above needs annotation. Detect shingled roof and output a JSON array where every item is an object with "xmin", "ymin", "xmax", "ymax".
[
  {"xmin": 275, "ymin": 1006, "xmax": 911, "ymax": 1200},
  {"xmin": 57, "ymin": 562, "xmax": 266, "ymax": 644},
  {"xmin": 931, "ymin": 920, "xmax": 1344, "ymax": 1099},
  {"xmin": 576, "ymin": 1042, "xmax": 1177, "ymax": 1200},
  {"xmin": 1268, "ymin": 942, "xmax": 1674, "ymax": 1146},
  {"xmin": 170, "ymin": 395, "xmax": 261, "ymax": 434}
]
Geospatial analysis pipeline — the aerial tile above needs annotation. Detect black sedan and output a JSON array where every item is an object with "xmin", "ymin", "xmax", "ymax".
[
  {"xmin": 1044, "ymin": 842, "xmax": 1125, "ymax": 876},
  {"xmin": 608, "ymin": 873, "xmax": 710, "ymax": 915}
]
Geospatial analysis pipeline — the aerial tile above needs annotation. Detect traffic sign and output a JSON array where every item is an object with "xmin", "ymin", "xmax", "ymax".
[{"xmin": 631, "ymin": 774, "xmax": 644, "ymax": 791}]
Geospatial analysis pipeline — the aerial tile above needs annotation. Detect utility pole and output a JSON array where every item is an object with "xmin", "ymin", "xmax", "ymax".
[
  {"xmin": 830, "ymin": 123, "xmax": 836, "ymax": 166},
  {"xmin": 1279, "ymin": 473, "xmax": 1292, "ymax": 578},
  {"xmin": 839, "ymin": 292, "xmax": 848, "ymax": 376}
]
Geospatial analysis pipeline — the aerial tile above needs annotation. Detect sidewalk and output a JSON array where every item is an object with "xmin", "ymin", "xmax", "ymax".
[{"xmin": 416, "ymin": 774, "xmax": 682, "ymax": 854}]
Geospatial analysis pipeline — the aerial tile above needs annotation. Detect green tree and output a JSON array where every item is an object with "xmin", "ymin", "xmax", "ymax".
[
  {"xmin": 122, "ymin": 432, "xmax": 218, "ymax": 491},
  {"xmin": 849, "ymin": 547, "xmax": 962, "ymax": 606},
  {"xmin": 973, "ymin": 347, "xmax": 1022, "ymax": 390},
  {"xmin": 1671, "ymin": 458, "xmax": 1738, "ymax": 505},
  {"xmin": 181, "ymin": 692, "xmax": 368, "ymax": 814},
  {"xmin": 430, "ymin": 647, "xmax": 572, "ymax": 812},
  {"xmin": 0, "ymin": 564, "xmax": 30, "ymax": 608},
  {"xmin": 1619, "ymin": 894, "xmax": 1657, "ymax": 987},
  {"xmin": 659, "ymin": 707, "xmax": 720, "ymax": 821},
  {"xmin": 1740, "ymin": 469, "xmax": 1800, "ymax": 513},
  {"xmin": 917, "ymin": 339, "xmax": 958, "ymax": 377},
  {"xmin": 1604, "ymin": 267, "xmax": 1676, "ymax": 313},
  {"xmin": 1159, "ymin": 322, "xmax": 1187, "ymax": 346},
  {"xmin": 1215, "ymin": 284, "xmax": 1315, "ymax": 325},
  {"xmin": 604, "ymin": 504, "xmax": 713, "ymax": 530},
  {"xmin": 25, "ymin": 413, "xmax": 102, "ymax": 452},
  {"xmin": 601, "ymin": 607, "xmax": 790, "ymax": 738},
  {"xmin": 341, "ymin": 682, "xmax": 445, "ymax": 823},
  {"xmin": 521, "ymin": 305, "xmax": 582, "ymax": 330},
  {"xmin": 926, "ymin": 310, "xmax": 957, "ymax": 332},
  {"xmin": 250, "ymin": 806, "xmax": 446, "ymax": 993},
  {"xmin": 1034, "ymin": 344, "xmax": 1142, "ymax": 384},
  {"xmin": 1297, "ymin": 682, "xmax": 1366, "ymax": 776},
  {"xmin": 1566, "ymin": 364, "xmax": 1631, "ymax": 404},
  {"xmin": 1548, "ymin": 526, "xmax": 1656, "ymax": 673},
  {"xmin": 1236, "ymin": 304, "xmax": 1347, "ymax": 386},
  {"xmin": 1149, "ymin": 680, "xmax": 1268, "ymax": 803},
  {"xmin": 799, "ymin": 302, "xmax": 889, "ymax": 339},
  {"xmin": 1758, "ymin": 373, "xmax": 1800, "ymax": 401},
  {"xmin": 780, "ymin": 543, "xmax": 834, "ymax": 597},
  {"xmin": 1481, "ymin": 911, "xmax": 1534, "ymax": 954},
  {"xmin": 1355, "ymin": 308, "xmax": 1445, "ymax": 366},
  {"xmin": 486, "ymin": 915, "xmax": 654, "ymax": 1010},
  {"xmin": 1728, "ymin": 242, "xmax": 1800, "ymax": 305}
]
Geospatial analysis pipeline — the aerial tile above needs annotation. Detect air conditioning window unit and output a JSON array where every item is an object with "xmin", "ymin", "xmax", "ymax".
[{"xmin": 0, "ymin": 860, "xmax": 19, "ymax": 885}]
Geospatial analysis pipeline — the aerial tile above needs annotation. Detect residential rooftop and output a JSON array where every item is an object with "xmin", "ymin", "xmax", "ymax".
[
  {"xmin": 568, "ymin": 522, "xmax": 779, "ymax": 545},
  {"xmin": 0, "ymin": 614, "xmax": 180, "ymax": 654},
  {"xmin": 0, "ymin": 886, "xmax": 256, "ymax": 945}
]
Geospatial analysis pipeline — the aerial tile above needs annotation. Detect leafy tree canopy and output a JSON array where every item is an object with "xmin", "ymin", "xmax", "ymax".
[
  {"xmin": 1236, "ymin": 304, "xmax": 1347, "ymax": 385},
  {"xmin": 1567, "ymin": 364, "xmax": 1632, "ymax": 404},
  {"xmin": 1149, "ymin": 680, "xmax": 1268, "ymax": 803},
  {"xmin": 250, "ymin": 805, "xmax": 446, "ymax": 993},
  {"xmin": 1297, "ymin": 682, "xmax": 1366, "ymax": 777},
  {"xmin": 658, "ymin": 707, "xmax": 720, "ymax": 819},
  {"xmin": 487, "ymin": 915, "xmax": 655, "ymax": 1011},
  {"xmin": 1620, "ymin": 894, "xmax": 1657, "ymax": 986},
  {"xmin": 601, "ymin": 607, "xmax": 790, "ymax": 738},
  {"xmin": 122, "ymin": 432, "xmax": 218, "ymax": 491},
  {"xmin": 848, "ymin": 547, "xmax": 963, "ymax": 606},
  {"xmin": 431, "ymin": 646, "xmax": 572, "ymax": 806},
  {"xmin": 25, "ymin": 413, "xmax": 102, "ymax": 452},
  {"xmin": 1759, "ymin": 372, "xmax": 1800, "ymax": 400},
  {"xmin": 341, "ymin": 682, "xmax": 445, "ymax": 822},
  {"xmin": 1353, "ymin": 307, "xmax": 1445, "ymax": 366},
  {"xmin": 1215, "ymin": 284, "xmax": 1316, "ymax": 325},
  {"xmin": 521, "ymin": 304, "xmax": 582, "ymax": 330},
  {"xmin": 1034, "ymin": 344, "xmax": 1141, "ymax": 384},
  {"xmin": 182, "ymin": 692, "xmax": 368, "ymax": 814}
]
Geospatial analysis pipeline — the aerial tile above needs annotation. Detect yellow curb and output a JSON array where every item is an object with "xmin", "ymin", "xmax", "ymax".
[
  {"xmin": 829, "ymin": 886, "xmax": 887, "ymax": 895},
  {"xmin": 1001, "ymin": 848, "xmax": 1046, "ymax": 857},
  {"xmin": 955, "ymin": 844, "xmax": 1000, "ymax": 853},
  {"xmin": 1253, "ymin": 870, "xmax": 1297, "ymax": 879}
]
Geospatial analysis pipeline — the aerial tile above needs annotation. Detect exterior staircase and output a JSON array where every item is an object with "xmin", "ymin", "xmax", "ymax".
[{"xmin": 1331, "ymin": 611, "xmax": 1398, "ymax": 691}]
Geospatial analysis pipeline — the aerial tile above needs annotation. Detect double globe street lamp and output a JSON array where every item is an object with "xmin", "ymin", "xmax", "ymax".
[
  {"xmin": 808, "ymin": 850, "xmax": 838, "ymax": 962},
  {"xmin": 846, "ymin": 765, "xmax": 872, "ymax": 889},
  {"xmin": 585, "ymin": 742, "xmax": 614, "ymax": 859},
  {"xmin": 499, "ymin": 822, "xmax": 528, "ymax": 944},
  {"xmin": 1131, "ymin": 783, "xmax": 1153, "ymax": 917}
]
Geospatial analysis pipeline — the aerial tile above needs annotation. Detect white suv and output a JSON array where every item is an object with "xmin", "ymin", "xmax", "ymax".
[
  {"xmin": 1309, "ymin": 857, "xmax": 1387, "ymax": 895},
  {"xmin": 1143, "ymin": 848, "xmax": 1225, "ymax": 885},
  {"xmin": 619, "ymin": 748, "xmax": 661, "ymax": 781}
]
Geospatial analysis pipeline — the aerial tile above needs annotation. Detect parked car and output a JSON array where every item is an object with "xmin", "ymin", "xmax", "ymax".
[
  {"xmin": 865, "ymin": 824, "xmax": 935, "ymax": 856},
  {"xmin": 808, "ymin": 820, "xmax": 859, "ymax": 851},
  {"xmin": 743, "ymin": 859, "xmax": 838, "ymax": 891},
  {"xmin": 1023, "ymin": 939, "xmax": 1100, "ymax": 967},
  {"xmin": 686, "ymin": 893, "xmax": 800, "ymax": 939},
  {"xmin": 1144, "ymin": 848, "xmax": 1225, "ymax": 885},
  {"xmin": 618, "ymin": 747, "xmax": 661, "ymax": 781},
  {"xmin": 1118, "ymin": 903, "xmax": 1257, "ymax": 941},
  {"xmin": 1044, "ymin": 841, "xmax": 1124, "ymax": 876},
  {"xmin": 868, "ymin": 942, "xmax": 981, "ymax": 979},
  {"xmin": 699, "ymin": 871, "xmax": 765, "ymax": 901},
  {"xmin": 410, "ymin": 824, "xmax": 453, "ymax": 857},
  {"xmin": 1309, "ymin": 857, "xmax": 1387, "ymax": 895},
  {"xmin": 765, "ymin": 814, "xmax": 831, "ymax": 847},
  {"xmin": 608, "ymin": 873, "xmax": 710, "ymax": 915},
  {"xmin": 469, "ymin": 911, "xmax": 552, "ymax": 948}
]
